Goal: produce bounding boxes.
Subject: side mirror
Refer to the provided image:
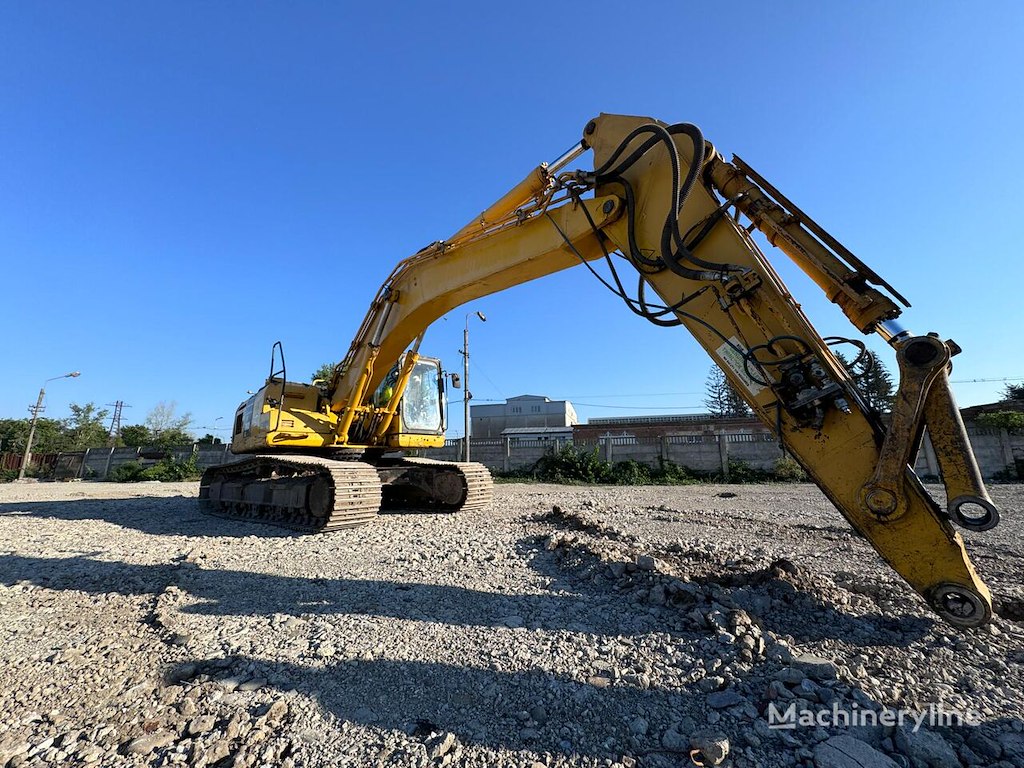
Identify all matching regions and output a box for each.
[448,373,461,389]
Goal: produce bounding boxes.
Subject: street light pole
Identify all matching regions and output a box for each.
[463,311,486,462]
[18,371,80,480]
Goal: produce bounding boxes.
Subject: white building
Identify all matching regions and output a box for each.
[471,395,578,439]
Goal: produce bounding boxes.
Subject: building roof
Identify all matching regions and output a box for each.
[589,415,716,428]
[501,426,574,435]
[507,394,552,402]
[960,400,1024,420]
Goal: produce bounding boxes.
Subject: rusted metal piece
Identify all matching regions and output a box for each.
[861,335,950,518]
[923,367,1000,531]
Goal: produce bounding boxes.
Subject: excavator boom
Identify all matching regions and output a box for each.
[202,113,1000,627]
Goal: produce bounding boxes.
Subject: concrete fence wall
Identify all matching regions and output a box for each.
[426,427,1023,480]
[428,433,785,478]
[41,426,1022,481]
[51,444,244,481]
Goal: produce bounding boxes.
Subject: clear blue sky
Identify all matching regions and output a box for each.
[3,2,1022,439]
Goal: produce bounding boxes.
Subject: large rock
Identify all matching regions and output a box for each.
[998,732,1024,759]
[813,735,900,768]
[187,715,217,736]
[793,653,839,681]
[706,689,746,709]
[661,726,688,751]
[425,732,457,760]
[893,727,960,768]
[689,730,729,766]
[966,731,1002,760]
[124,732,176,756]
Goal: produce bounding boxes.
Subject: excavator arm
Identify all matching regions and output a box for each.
[582,114,995,627]
[212,113,1000,626]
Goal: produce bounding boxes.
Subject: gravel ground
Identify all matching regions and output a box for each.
[0,480,1021,768]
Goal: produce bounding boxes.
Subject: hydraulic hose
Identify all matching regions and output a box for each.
[594,121,747,279]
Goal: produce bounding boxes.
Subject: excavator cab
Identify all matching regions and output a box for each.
[372,356,448,449]
[228,348,448,454]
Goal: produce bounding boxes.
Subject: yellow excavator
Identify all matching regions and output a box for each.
[201,113,1002,628]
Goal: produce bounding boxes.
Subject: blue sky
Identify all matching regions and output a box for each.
[3,2,1022,439]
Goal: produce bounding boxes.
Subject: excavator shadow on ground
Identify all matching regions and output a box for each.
[0,497,293,539]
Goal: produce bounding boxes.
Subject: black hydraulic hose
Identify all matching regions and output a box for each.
[576,190,693,324]
[680,196,743,254]
[659,123,705,260]
[662,123,747,275]
[824,336,871,371]
[742,335,813,387]
[599,170,713,280]
[593,124,678,178]
[545,210,675,322]
[594,121,748,278]
[604,175,661,269]
[552,200,709,328]
[596,123,698,274]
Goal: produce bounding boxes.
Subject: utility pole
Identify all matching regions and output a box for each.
[106,401,131,446]
[18,371,80,480]
[463,311,486,462]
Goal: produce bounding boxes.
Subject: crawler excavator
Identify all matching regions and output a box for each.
[201,113,1003,627]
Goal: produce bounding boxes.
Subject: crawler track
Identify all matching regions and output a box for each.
[199,455,382,533]
[200,455,493,533]
[383,457,493,512]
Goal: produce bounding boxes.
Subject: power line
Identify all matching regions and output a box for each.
[472,397,706,411]
[468,359,505,400]
[475,379,1021,409]
[950,376,1024,384]
[574,402,706,410]
[562,391,703,398]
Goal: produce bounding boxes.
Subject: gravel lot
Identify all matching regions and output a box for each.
[0,480,1021,768]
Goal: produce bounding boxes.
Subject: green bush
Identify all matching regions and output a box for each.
[111,455,202,483]
[496,446,697,486]
[990,465,1021,483]
[773,455,808,482]
[723,459,772,483]
[493,446,819,486]
[144,455,201,481]
[110,461,148,482]
[977,411,1024,430]
[611,460,653,485]
[0,466,47,482]
[530,445,614,484]
[653,460,695,484]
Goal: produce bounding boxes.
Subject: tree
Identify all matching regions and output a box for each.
[1001,383,1024,401]
[63,403,111,450]
[145,402,193,446]
[196,433,222,445]
[120,425,152,447]
[704,367,752,418]
[837,350,895,412]
[977,411,1024,430]
[0,417,65,454]
[150,426,195,449]
[311,362,336,383]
